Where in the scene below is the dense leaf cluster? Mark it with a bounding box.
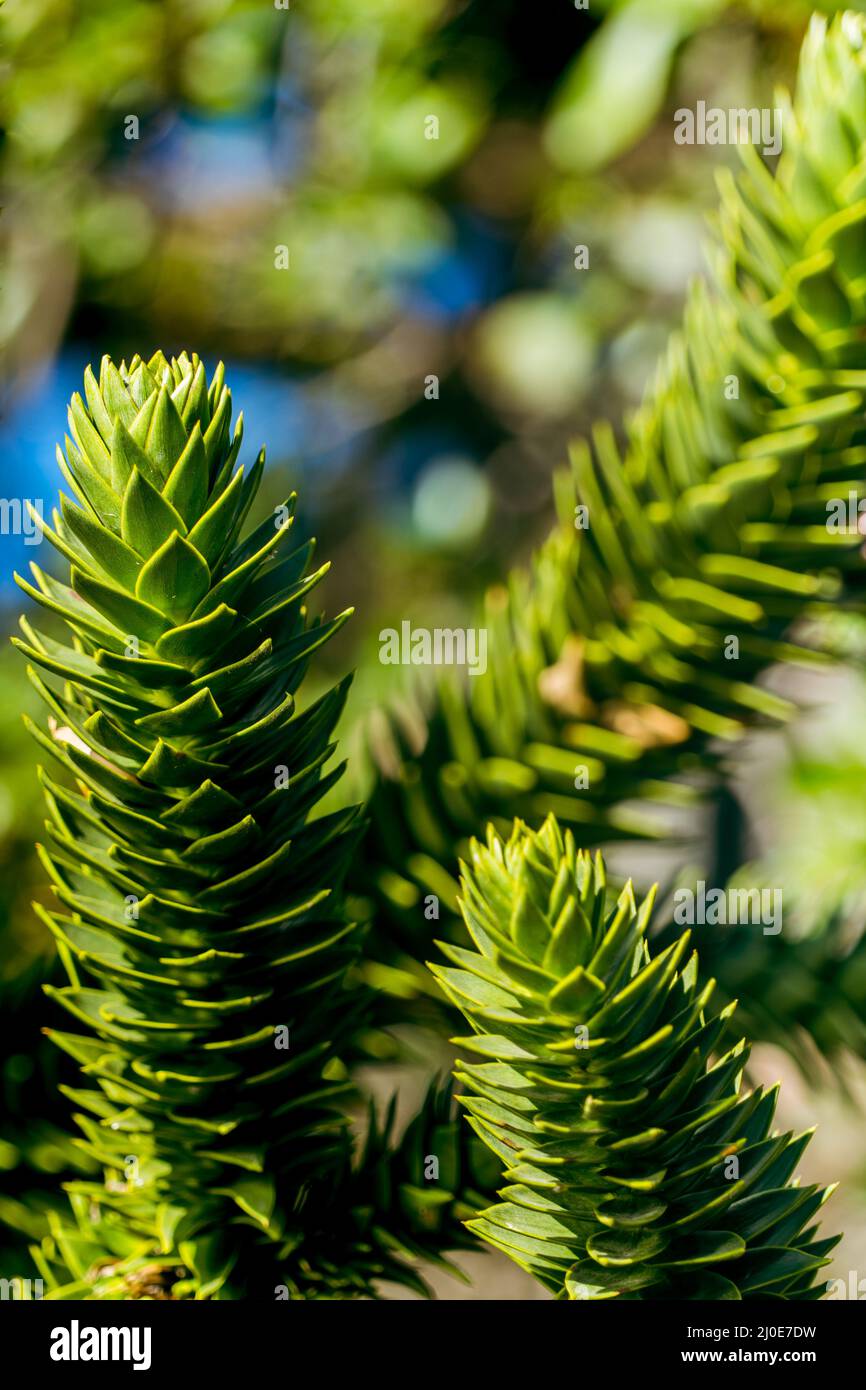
[436,817,837,1299]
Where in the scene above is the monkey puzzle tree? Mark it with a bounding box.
[13,353,490,1299]
[357,11,866,1064]
[435,816,838,1300]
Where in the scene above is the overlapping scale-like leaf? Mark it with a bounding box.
[434,815,838,1299]
[15,351,362,1299]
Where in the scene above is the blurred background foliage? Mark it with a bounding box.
[4,0,866,1292]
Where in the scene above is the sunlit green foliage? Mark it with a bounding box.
[360,11,866,1065]
[437,815,838,1299]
